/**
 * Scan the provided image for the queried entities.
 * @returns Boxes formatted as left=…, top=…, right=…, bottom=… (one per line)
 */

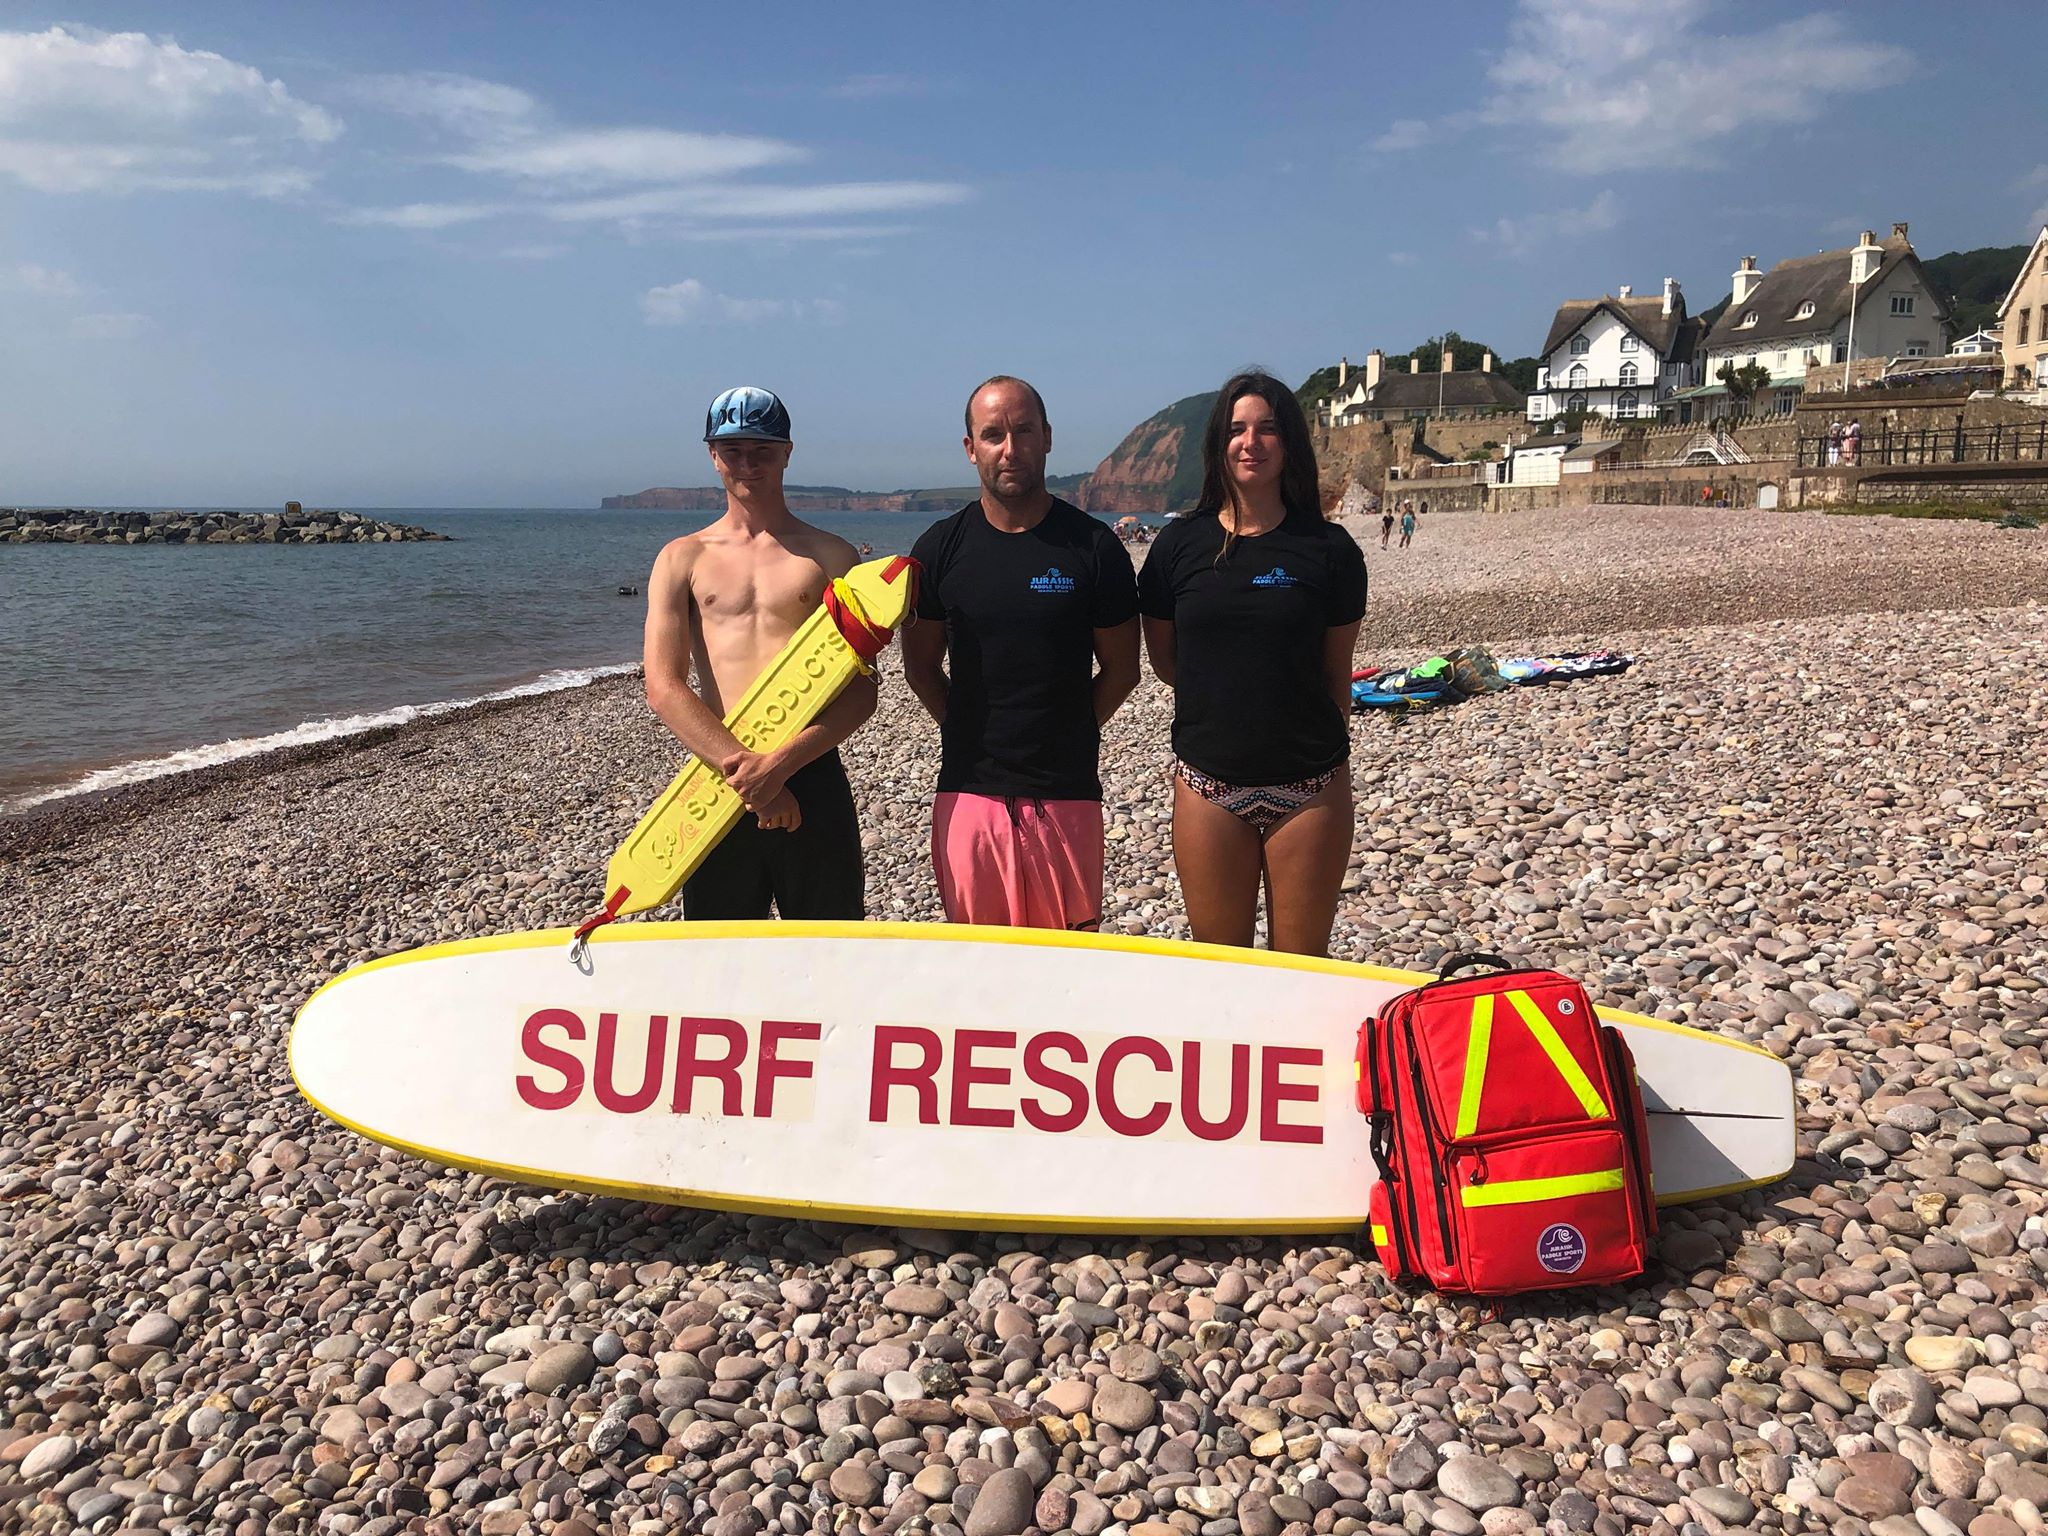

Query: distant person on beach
left=1379, top=504, right=1394, bottom=548
left=1399, top=505, right=1417, bottom=547
left=1844, top=419, right=1861, bottom=466
left=1139, top=371, right=1365, bottom=956
left=1827, top=419, right=1843, bottom=465
left=904, top=376, right=1140, bottom=930
left=640, top=386, right=874, bottom=919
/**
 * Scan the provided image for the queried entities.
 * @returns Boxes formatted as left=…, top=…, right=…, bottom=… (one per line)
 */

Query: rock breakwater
left=0, top=507, right=449, bottom=545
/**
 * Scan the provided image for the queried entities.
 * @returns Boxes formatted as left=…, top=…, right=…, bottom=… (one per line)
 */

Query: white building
left=1681, top=222, right=1950, bottom=420
left=1526, top=278, right=1703, bottom=424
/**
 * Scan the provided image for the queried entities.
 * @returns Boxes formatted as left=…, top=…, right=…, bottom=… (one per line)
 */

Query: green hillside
left=1151, top=392, right=1218, bottom=510
left=1923, top=243, right=2030, bottom=336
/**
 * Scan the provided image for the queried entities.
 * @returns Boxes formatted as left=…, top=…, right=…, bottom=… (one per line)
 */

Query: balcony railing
left=1798, top=419, right=2048, bottom=470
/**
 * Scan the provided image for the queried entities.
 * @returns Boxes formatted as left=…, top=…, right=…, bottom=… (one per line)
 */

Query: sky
left=1, top=0, right=2042, bottom=507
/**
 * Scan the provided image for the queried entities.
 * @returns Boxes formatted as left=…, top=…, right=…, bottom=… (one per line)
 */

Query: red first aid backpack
left=1357, top=954, right=1657, bottom=1295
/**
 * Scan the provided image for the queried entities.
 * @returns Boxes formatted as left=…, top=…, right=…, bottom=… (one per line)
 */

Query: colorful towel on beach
left=1353, top=648, right=1636, bottom=712
left=1513, top=650, right=1636, bottom=682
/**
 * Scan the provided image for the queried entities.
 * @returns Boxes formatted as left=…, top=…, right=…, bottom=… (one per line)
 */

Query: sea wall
left=0, top=508, right=448, bottom=545
left=1792, top=463, right=2048, bottom=509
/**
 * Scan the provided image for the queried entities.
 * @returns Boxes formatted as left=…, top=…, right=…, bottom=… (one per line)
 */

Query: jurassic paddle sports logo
left=1029, top=567, right=1077, bottom=595
left=1251, top=567, right=1300, bottom=588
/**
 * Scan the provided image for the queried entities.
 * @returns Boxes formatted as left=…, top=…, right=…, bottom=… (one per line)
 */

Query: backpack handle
left=1438, top=952, right=1514, bottom=978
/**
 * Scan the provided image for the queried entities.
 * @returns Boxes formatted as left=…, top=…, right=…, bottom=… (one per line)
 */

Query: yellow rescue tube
left=601, top=554, right=918, bottom=922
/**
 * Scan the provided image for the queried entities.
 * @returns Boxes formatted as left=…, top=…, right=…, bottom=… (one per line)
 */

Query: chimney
left=1662, top=276, right=1679, bottom=316
left=1890, top=221, right=1909, bottom=241
left=1410, top=356, right=1422, bottom=374
left=1365, top=349, right=1384, bottom=391
left=1440, top=346, right=1454, bottom=373
left=1618, top=283, right=1633, bottom=300
left=1732, top=255, right=1762, bottom=305
left=1338, top=356, right=1349, bottom=388
left=1851, top=229, right=1882, bottom=286
left=1481, top=351, right=1494, bottom=373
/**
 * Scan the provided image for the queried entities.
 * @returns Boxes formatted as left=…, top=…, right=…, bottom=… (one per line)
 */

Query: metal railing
left=1798, top=419, right=2048, bottom=470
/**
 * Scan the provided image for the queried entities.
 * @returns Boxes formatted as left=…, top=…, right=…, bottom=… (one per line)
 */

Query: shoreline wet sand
left=6, top=505, right=2048, bottom=1536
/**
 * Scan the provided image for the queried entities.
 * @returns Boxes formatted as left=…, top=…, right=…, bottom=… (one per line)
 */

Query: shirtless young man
left=641, top=386, right=875, bottom=919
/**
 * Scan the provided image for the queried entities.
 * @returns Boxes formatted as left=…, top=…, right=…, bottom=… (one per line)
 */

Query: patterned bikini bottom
left=1175, top=760, right=1343, bottom=836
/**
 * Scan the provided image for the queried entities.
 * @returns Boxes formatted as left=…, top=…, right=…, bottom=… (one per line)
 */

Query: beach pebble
left=13, top=504, right=2048, bottom=1536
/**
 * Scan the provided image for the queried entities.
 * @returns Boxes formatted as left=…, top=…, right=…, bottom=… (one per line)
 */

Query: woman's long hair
left=1193, top=370, right=1322, bottom=562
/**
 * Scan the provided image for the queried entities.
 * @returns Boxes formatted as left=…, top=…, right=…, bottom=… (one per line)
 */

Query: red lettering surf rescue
left=515, top=1013, right=1323, bottom=1144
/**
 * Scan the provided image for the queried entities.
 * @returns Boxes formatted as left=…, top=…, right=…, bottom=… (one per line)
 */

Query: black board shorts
left=682, top=751, right=865, bottom=921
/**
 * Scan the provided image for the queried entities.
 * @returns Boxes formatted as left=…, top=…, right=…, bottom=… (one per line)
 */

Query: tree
left=1717, top=360, right=1772, bottom=415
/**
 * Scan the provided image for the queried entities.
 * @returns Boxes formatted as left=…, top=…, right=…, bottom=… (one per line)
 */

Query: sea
left=1, top=506, right=1157, bottom=813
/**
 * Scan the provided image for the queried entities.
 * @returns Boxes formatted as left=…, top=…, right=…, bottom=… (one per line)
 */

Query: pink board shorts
left=931, top=793, right=1104, bottom=931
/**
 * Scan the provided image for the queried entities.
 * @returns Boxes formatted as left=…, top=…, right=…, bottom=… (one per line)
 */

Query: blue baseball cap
left=704, top=385, right=792, bottom=444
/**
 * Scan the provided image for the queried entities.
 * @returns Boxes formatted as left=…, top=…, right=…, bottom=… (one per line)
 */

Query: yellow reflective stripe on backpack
left=1370, top=1224, right=1390, bottom=1247
left=1507, top=990, right=1609, bottom=1120
left=1459, top=1167, right=1625, bottom=1208
left=1454, top=993, right=1493, bottom=1138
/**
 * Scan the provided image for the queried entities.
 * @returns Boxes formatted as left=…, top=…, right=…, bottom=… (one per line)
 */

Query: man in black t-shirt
left=904, top=377, right=1140, bottom=930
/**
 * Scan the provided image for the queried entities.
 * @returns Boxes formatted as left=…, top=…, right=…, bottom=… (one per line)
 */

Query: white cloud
left=642, top=280, right=844, bottom=326
left=449, top=127, right=800, bottom=186
left=1371, top=119, right=1430, bottom=153
left=349, top=71, right=536, bottom=133
left=545, top=180, right=970, bottom=225
left=2, top=263, right=80, bottom=296
left=340, top=67, right=964, bottom=241
left=71, top=311, right=150, bottom=339
left=1397, top=0, right=1908, bottom=175
left=1387, top=251, right=1418, bottom=267
left=336, top=201, right=506, bottom=229
left=0, top=25, right=338, bottom=195
left=1473, top=189, right=1619, bottom=255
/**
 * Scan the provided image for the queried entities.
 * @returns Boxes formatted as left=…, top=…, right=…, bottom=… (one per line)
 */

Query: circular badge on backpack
left=1557, top=998, right=1576, bottom=1015
left=1537, top=1223, right=1587, bottom=1274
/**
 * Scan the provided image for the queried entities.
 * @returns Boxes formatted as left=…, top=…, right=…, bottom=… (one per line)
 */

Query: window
left=1891, top=294, right=1914, bottom=316
left=1570, top=335, right=1590, bottom=355
left=1565, top=392, right=1588, bottom=415
left=1741, top=312, right=1759, bottom=327
left=1567, top=363, right=1587, bottom=387
left=1903, top=344, right=1926, bottom=357
left=1620, top=333, right=1639, bottom=353
left=2021, top=311, right=2032, bottom=347
left=1775, top=392, right=1796, bottom=416
left=1619, top=361, right=1638, bottom=386
left=1796, top=301, right=1816, bottom=319
left=1616, top=391, right=1638, bottom=418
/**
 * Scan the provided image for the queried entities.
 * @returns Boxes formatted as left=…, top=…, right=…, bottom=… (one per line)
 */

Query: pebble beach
left=8, top=503, right=2048, bottom=1536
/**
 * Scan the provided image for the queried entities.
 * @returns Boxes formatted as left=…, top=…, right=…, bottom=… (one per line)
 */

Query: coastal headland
left=6, top=505, right=2048, bottom=1535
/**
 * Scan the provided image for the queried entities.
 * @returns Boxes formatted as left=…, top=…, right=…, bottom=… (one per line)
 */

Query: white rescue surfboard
left=290, top=923, right=1795, bottom=1235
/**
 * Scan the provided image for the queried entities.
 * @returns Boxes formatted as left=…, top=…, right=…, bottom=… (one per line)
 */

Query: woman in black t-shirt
left=1137, top=372, right=1367, bottom=956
